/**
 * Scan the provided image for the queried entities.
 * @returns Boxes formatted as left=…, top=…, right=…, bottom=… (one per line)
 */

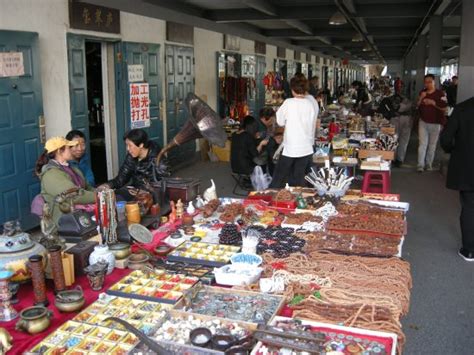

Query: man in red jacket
left=416, top=74, right=448, bottom=172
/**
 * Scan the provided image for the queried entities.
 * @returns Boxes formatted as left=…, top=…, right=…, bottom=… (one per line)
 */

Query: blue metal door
left=0, top=31, right=43, bottom=230
left=67, top=34, right=90, bottom=152
left=256, top=55, right=266, bottom=112
left=118, top=42, right=163, bottom=162
left=165, top=45, right=195, bottom=167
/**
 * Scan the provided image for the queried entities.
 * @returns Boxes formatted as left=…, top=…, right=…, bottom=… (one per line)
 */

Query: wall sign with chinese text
left=69, top=0, right=120, bottom=34
left=130, top=83, right=150, bottom=129
left=128, top=64, right=144, bottom=82
left=0, top=52, right=24, bottom=77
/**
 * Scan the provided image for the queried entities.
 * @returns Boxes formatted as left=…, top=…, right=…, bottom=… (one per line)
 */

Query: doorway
left=85, top=41, right=107, bottom=184
left=67, top=34, right=117, bottom=185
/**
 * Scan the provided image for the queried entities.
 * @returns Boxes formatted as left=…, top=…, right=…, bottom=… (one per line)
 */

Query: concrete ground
left=176, top=142, right=474, bottom=355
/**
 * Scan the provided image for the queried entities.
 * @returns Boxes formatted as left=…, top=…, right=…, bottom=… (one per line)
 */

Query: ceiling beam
left=335, top=0, right=384, bottom=63
left=205, top=6, right=337, bottom=22
left=285, top=19, right=313, bottom=35
left=264, top=28, right=355, bottom=38
left=402, top=0, right=448, bottom=58
left=356, top=3, right=429, bottom=18
left=243, top=0, right=277, bottom=16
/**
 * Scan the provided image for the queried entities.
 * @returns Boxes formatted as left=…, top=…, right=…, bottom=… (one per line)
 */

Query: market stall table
left=4, top=268, right=131, bottom=355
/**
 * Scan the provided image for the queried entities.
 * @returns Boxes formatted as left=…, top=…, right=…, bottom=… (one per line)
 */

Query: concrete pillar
left=403, top=50, right=413, bottom=97
left=427, top=15, right=443, bottom=87
left=457, top=0, right=474, bottom=103
left=415, top=35, right=427, bottom=99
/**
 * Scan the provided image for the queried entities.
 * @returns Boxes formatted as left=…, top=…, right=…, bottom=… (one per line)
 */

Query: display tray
left=28, top=294, right=171, bottom=354
left=175, top=285, right=286, bottom=326
left=166, top=241, right=241, bottom=267
left=106, top=270, right=199, bottom=304
left=133, top=309, right=258, bottom=355
left=251, top=316, right=397, bottom=355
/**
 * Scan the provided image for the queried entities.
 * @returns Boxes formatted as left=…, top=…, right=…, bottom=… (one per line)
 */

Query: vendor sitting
left=258, top=108, right=283, bottom=176
left=35, top=137, right=96, bottom=226
left=231, top=115, right=268, bottom=177
left=100, top=129, right=169, bottom=200
left=65, top=130, right=95, bottom=186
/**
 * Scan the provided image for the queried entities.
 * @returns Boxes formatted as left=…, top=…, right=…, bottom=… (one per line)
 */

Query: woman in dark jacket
left=100, top=129, right=169, bottom=200
left=230, top=116, right=268, bottom=176
left=440, top=97, right=474, bottom=261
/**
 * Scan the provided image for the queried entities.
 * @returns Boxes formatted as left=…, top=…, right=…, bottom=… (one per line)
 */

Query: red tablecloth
left=4, top=268, right=131, bottom=354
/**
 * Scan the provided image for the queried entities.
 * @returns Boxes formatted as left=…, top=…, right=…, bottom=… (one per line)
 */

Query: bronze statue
left=38, top=203, right=65, bottom=250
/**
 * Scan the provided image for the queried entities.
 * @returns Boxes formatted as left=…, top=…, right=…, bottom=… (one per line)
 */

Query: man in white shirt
left=270, top=75, right=318, bottom=187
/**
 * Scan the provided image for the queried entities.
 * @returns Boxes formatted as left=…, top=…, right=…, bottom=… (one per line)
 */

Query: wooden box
left=134, top=309, right=257, bottom=354
left=65, top=241, right=98, bottom=276
left=174, top=285, right=286, bottom=326
left=155, top=178, right=200, bottom=203
left=358, top=149, right=395, bottom=161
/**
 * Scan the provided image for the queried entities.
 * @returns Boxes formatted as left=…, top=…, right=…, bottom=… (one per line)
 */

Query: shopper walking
left=270, top=75, right=317, bottom=188
left=416, top=74, right=448, bottom=172
left=440, top=97, right=474, bottom=261
left=392, top=95, right=413, bottom=167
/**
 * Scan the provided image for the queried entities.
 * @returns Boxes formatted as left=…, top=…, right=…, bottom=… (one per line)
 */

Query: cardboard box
left=358, top=149, right=395, bottom=161
left=212, top=140, right=231, bottom=162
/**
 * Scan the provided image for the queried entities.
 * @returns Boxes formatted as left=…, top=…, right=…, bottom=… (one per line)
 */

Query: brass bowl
left=127, top=253, right=149, bottom=270
left=109, top=243, right=131, bottom=260
left=16, top=306, right=52, bottom=334
left=54, top=286, right=85, bottom=313
left=154, top=245, right=172, bottom=256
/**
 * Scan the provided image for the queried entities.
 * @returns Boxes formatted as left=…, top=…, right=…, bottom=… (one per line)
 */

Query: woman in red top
left=416, top=74, right=448, bottom=172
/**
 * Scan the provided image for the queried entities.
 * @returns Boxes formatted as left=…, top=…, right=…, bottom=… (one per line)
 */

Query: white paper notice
left=0, top=52, right=24, bottom=77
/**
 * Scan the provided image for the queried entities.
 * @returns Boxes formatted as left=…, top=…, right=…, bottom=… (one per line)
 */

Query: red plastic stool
left=361, top=171, right=391, bottom=194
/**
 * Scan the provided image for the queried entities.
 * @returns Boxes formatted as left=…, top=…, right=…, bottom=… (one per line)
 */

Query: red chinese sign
left=130, top=83, right=150, bottom=129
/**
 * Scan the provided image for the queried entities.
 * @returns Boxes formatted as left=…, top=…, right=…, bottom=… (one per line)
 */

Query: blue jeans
left=418, top=120, right=441, bottom=168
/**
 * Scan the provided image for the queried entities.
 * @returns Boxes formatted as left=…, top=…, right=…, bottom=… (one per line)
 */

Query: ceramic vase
left=89, top=245, right=115, bottom=275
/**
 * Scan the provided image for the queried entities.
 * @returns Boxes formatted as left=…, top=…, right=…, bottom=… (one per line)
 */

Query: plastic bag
left=250, top=166, right=272, bottom=191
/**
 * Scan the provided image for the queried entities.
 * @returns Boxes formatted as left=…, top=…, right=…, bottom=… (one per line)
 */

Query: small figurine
left=186, top=201, right=196, bottom=215
left=176, top=199, right=184, bottom=219
left=37, top=203, right=65, bottom=249
left=169, top=201, right=177, bottom=223
left=203, top=179, right=217, bottom=202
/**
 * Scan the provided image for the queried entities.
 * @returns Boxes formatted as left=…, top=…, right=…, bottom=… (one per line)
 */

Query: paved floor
left=176, top=145, right=474, bottom=354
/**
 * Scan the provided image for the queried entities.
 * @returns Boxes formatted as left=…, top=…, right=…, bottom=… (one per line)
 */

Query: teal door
left=256, top=55, right=266, bottom=112
left=117, top=42, right=163, bottom=162
left=0, top=31, right=43, bottom=230
left=67, top=34, right=90, bottom=147
left=165, top=45, right=195, bottom=167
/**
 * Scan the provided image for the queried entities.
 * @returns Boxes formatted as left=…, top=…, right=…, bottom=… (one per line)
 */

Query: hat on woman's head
left=45, top=137, right=77, bottom=153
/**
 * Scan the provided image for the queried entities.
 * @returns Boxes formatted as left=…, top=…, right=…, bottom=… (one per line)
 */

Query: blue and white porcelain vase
left=89, top=245, right=115, bottom=275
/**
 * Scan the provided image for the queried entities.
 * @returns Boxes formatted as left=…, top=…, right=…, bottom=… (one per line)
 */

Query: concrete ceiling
left=82, top=0, right=463, bottom=64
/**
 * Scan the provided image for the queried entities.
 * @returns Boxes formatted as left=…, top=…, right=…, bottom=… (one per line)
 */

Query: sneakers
left=417, top=166, right=424, bottom=173
left=458, top=248, right=474, bottom=262
left=426, top=165, right=435, bottom=171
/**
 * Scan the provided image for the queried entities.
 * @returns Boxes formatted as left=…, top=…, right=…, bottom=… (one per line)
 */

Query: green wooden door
left=67, top=34, right=90, bottom=143
left=256, top=55, right=266, bottom=112
left=0, top=31, right=44, bottom=230
left=116, top=42, right=163, bottom=162
left=165, top=45, right=195, bottom=167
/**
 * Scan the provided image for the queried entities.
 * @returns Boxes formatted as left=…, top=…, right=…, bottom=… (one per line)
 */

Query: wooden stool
left=361, top=171, right=391, bottom=194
